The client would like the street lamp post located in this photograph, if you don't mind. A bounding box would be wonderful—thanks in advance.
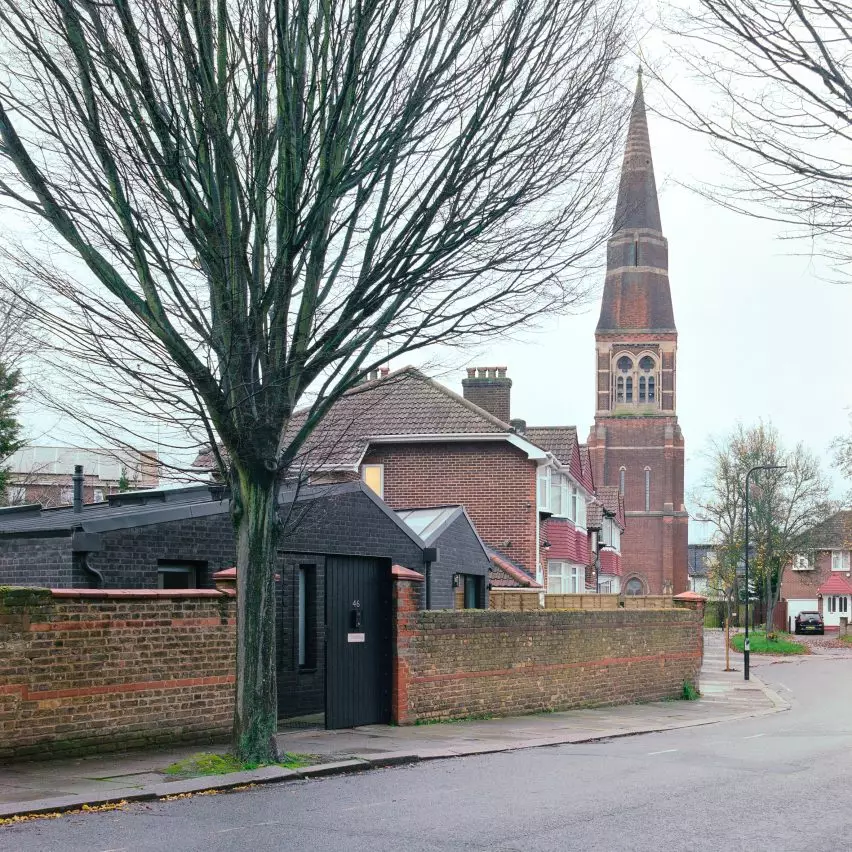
[743,464,786,681]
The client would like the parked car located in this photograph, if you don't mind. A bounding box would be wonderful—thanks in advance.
[794,611,824,635]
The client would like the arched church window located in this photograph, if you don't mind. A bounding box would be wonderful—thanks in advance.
[639,355,654,371]
[648,376,655,402]
[625,377,633,402]
[616,376,624,403]
[639,376,646,402]
[638,355,656,405]
[617,355,632,372]
[625,578,644,596]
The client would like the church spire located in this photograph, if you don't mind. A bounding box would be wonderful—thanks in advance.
[612,68,662,234]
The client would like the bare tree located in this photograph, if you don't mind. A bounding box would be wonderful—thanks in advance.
[659,0,852,273]
[696,422,835,633]
[0,0,629,760]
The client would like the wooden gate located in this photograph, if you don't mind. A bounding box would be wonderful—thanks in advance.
[325,556,392,729]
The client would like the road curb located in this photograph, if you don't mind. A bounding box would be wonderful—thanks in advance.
[0,691,789,821]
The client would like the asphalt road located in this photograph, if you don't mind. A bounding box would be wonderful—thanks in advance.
[5,657,852,852]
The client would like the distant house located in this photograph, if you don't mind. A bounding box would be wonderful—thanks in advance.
[781,510,852,631]
[5,445,160,507]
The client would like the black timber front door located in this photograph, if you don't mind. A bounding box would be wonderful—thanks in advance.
[325,556,392,729]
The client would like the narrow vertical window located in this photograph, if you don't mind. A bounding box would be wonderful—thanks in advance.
[297,567,306,667]
[633,237,639,267]
[616,376,624,403]
[648,376,655,401]
[625,377,633,402]
[644,467,651,512]
[297,564,316,669]
[619,467,626,497]
[639,376,646,402]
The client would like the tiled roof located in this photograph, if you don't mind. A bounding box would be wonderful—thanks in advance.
[818,574,852,596]
[486,547,541,589]
[587,500,604,530]
[597,485,625,528]
[801,510,852,550]
[524,427,577,467]
[287,367,513,469]
[578,445,594,492]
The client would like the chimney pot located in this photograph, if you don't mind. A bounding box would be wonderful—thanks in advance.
[510,418,526,434]
[72,465,84,513]
[461,366,512,422]
[380,366,389,378]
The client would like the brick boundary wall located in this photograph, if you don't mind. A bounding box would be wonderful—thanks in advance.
[393,579,703,724]
[0,587,236,760]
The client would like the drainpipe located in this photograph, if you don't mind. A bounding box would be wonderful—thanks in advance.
[72,464,84,512]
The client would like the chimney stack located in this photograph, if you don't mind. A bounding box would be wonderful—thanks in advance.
[461,366,512,423]
[72,465,84,513]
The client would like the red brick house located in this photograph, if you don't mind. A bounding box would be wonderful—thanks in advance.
[286,365,622,593]
[780,510,852,631]
[586,70,688,595]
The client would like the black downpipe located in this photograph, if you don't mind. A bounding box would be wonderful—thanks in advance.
[79,552,104,588]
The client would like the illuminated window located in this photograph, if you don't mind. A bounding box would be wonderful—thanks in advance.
[361,464,384,498]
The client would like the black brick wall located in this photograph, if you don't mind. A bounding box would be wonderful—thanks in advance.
[0,536,72,587]
[428,514,491,610]
[88,515,237,589]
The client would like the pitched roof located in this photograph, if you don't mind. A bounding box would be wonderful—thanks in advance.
[801,510,852,550]
[287,367,515,470]
[612,69,661,233]
[597,485,625,528]
[486,547,541,589]
[818,574,852,596]
[524,427,577,467]
[578,445,594,493]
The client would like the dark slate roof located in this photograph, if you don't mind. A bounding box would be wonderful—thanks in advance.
[0,485,227,535]
[612,70,661,234]
[800,510,852,550]
[286,367,515,470]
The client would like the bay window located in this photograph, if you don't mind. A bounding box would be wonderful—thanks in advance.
[547,560,585,594]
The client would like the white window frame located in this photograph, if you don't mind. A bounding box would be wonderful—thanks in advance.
[538,467,551,511]
[831,551,850,572]
[792,553,812,572]
[547,560,584,594]
[361,463,384,498]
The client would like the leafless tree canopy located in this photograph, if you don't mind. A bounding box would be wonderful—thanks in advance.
[0,0,628,477]
[661,0,852,270]
[0,0,630,760]
[695,422,835,625]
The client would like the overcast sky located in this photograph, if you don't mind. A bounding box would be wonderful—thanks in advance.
[420,74,851,509]
[6,17,849,512]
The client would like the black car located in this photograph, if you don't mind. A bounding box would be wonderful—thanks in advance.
[794,611,824,635]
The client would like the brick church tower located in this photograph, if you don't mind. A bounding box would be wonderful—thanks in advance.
[587,71,688,595]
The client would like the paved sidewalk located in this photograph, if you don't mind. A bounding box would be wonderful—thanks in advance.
[0,633,787,819]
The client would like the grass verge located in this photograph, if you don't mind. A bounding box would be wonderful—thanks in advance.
[163,751,315,779]
[730,630,806,655]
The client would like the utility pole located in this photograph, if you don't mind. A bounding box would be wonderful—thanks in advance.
[743,464,786,681]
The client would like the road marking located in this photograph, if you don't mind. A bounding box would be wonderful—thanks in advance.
[743,733,765,739]
[647,749,678,756]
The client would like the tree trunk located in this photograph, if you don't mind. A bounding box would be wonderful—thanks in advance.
[232,470,279,763]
